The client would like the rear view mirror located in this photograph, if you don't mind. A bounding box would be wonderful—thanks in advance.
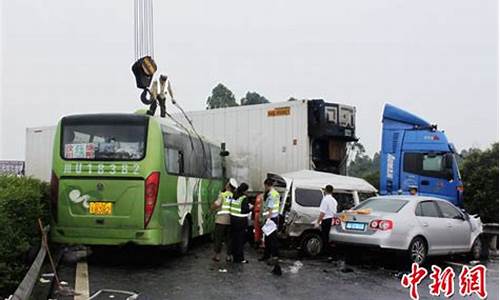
[446,169,454,181]
[444,153,454,168]
[443,154,454,181]
[460,209,470,221]
[220,142,230,157]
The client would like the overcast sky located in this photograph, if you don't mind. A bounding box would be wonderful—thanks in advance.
[1,0,498,159]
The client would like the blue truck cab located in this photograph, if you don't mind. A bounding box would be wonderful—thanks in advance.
[380,104,464,206]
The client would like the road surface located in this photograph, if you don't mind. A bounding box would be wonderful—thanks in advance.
[53,239,499,300]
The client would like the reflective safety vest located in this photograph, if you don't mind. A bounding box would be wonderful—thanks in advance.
[216,191,233,215]
[230,195,249,218]
[262,189,280,217]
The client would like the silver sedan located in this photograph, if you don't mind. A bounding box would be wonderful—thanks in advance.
[329,195,483,265]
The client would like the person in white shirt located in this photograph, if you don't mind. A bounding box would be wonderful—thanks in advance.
[315,185,338,258]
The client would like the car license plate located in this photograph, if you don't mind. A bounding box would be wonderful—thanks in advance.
[89,202,112,215]
[345,221,366,231]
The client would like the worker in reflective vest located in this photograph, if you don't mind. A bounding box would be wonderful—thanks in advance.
[259,179,281,275]
[212,178,237,262]
[230,183,250,263]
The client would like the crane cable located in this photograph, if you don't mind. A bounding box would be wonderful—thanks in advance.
[165,80,211,177]
[134,0,154,60]
[131,1,210,175]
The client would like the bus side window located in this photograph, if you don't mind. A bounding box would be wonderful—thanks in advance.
[165,148,184,175]
[210,145,223,178]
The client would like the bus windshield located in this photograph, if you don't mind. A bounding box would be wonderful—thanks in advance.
[61,115,148,161]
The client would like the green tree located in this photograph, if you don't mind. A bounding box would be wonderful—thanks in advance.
[240,91,270,106]
[460,143,498,223]
[347,142,380,190]
[206,83,238,109]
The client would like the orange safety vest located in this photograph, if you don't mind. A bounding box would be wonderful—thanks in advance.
[253,193,263,243]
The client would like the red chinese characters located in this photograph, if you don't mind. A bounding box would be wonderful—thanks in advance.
[401,263,428,300]
[401,263,488,300]
[459,265,488,299]
[428,265,455,297]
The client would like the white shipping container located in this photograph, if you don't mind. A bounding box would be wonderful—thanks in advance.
[173,99,357,191]
[25,126,56,182]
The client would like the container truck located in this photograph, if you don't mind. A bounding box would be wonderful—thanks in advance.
[380,104,463,206]
[174,99,358,192]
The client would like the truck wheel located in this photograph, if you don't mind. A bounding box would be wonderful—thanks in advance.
[408,237,427,265]
[178,219,192,254]
[468,237,482,261]
[301,232,323,257]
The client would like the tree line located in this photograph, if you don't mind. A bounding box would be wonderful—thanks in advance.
[206,83,270,109]
[205,83,299,109]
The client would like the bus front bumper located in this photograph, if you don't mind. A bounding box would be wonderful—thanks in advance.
[50,226,164,246]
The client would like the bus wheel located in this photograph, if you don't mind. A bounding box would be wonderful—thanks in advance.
[301,231,323,257]
[178,219,192,254]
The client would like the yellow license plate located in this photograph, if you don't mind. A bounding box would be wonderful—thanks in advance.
[89,202,112,215]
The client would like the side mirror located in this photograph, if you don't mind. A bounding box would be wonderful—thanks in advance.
[447,169,454,181]
[460,209,470,221]
[220,142,230,157]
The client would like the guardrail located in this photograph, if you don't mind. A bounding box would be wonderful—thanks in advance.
[11,226,50,300]
[483,223,499,235]
[482,223,499,257]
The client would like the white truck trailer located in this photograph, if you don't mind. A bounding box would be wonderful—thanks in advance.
[25,126,56,182]
[174,99,357,191]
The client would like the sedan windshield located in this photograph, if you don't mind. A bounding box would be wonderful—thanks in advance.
[355,198,408,213]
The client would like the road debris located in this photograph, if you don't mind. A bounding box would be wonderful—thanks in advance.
[289,261,304,274]
[88,289,139,300]
[39,278,50,284]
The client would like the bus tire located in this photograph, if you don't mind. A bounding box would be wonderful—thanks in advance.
[178,218,192,254]
[300,231,323,257]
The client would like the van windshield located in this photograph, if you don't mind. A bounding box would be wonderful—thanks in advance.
[61,114,148,161]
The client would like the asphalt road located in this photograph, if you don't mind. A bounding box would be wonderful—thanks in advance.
[53,239,499,300]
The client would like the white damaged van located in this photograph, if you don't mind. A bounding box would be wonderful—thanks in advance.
[267,170,377,257]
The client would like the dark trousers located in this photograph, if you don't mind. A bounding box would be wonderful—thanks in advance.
[321,218,332,255]
[263,217,279,258]
[230,216,247,262]
[214,223,231,255]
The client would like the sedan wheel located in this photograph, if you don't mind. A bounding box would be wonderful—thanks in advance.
[409,237,427,265]
[468,237,482,261]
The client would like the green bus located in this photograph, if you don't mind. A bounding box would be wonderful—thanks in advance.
[50,112,225,252]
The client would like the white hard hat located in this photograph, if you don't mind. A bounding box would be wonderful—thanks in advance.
[228,178,238,188]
